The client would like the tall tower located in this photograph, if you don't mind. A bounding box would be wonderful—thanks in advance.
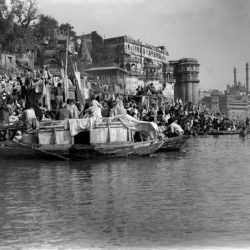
[170,58,200,104]
[233,67,237,86]
[246,63,249,94]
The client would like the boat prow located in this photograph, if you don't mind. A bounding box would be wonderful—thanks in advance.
[157,135,188,152]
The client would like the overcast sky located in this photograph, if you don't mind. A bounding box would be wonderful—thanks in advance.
[38,0,250,91]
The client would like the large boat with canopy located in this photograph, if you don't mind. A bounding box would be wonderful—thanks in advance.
[0,114,164,160]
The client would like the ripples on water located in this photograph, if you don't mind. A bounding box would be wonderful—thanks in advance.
[1,135,250,249]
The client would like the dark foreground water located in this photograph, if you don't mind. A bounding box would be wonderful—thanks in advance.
[1,135,250,249]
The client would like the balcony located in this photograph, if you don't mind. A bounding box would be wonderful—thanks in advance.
[124,57,140,63]
[129,69,141,76]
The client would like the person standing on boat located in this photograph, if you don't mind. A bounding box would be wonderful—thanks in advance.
[0,92,10,125]
[66,99,79,119]
[55,82,64,109]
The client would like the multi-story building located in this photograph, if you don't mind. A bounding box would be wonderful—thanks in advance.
[227,96,250,120]
[169,58,200,104]
[82,32,174,97]
[104,35,168,75]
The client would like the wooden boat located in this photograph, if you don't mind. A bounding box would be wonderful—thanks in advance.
[208,129,242,135]
[0,141,70,160]
[0,114,163,160]
[68,115,164,159]
[239,128,248,137]
[157,135,188,151]
[70,140,163,159]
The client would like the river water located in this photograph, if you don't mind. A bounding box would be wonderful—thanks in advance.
[0,135,250,249]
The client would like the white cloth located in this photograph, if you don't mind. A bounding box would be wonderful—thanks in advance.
[170,122,184,135]
[68,117,97,136]
[68,114,159,140]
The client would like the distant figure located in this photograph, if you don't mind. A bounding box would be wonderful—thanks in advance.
[239,126,247,137]
[34,103,44,121]
[55,82,64,108]
[246,117,249,126]
[0,92,10,125]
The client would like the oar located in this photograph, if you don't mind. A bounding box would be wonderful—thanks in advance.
[11,140,70,161]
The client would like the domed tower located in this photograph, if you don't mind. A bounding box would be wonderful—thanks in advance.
[170,58,200,104]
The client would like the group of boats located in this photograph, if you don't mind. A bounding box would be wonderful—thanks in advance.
[0,114,248,161]
[0,114,188,161]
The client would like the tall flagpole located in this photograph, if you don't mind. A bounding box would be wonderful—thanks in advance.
[65,35,68,77]
[64,35,69,100]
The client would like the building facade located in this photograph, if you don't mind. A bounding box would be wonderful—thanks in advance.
[82,32,175,97]
[170,58,200,104]
[84,65,128,94]
[227,96,250,121]
[104,35,173,94]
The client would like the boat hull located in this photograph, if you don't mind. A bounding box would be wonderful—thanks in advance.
[208,130,242,135]
[158,135,188,151]
[0,140,164,160]
[0,141,70,160]
[69,140,164,159]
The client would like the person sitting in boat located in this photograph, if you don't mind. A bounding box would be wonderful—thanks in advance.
[111,98,127,117]
[168,117,184,137]
[56,102,72,120]
[13,130,22,142]
[20,102,37,130]
[84,99,103,118]
[239,126,247,137]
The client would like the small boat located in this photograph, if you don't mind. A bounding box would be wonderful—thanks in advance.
[0,114,163,160]
[208,130,242,135]
[157,135,188,151]
[239,128,248,137]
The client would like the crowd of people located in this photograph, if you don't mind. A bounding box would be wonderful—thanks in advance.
[0,71,249,142]
[136,83,163,96]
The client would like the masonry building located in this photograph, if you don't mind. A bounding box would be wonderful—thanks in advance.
[82,32,175,98]
[170,58,200,104]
